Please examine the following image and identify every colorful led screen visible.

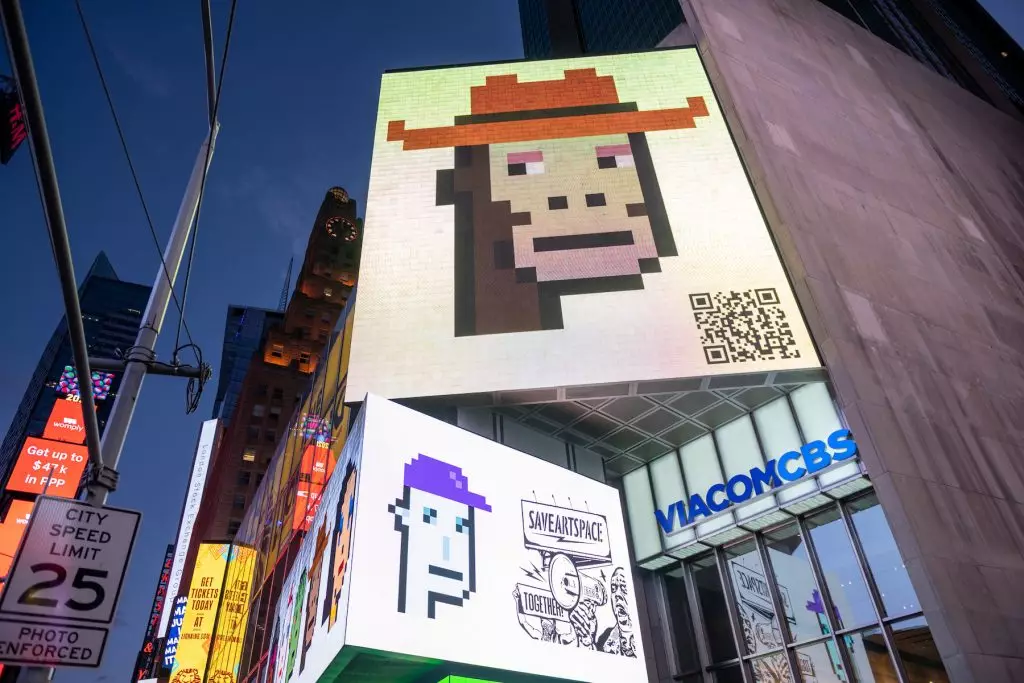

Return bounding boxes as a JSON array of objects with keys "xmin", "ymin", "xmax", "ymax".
[
  {"xmin": 266, "ymin": 395, "xmax": 644, "ymax": 683},
  {"xmin": 348, "ymin": 49, "xmax": 819, "ymax": 401},
  {"xmin": 57, "ymin": 365, "xmax": 115, "ymax": 400}
]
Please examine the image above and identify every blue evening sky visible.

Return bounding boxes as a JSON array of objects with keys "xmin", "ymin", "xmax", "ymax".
[{"xmin": 0, "ymin": 2, "xmax": 1019, "ymax": 681}]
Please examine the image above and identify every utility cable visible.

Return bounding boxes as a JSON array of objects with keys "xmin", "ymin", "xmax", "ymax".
[
  {"xmin": 174, "ymin": 0, "xmax": 239, "ymax": 357},
  {"xmin": 74, "ymin": 0, "xmax": 199, "ymax": 358}
]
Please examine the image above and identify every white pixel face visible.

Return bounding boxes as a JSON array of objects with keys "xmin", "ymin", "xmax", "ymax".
[{"xmin": 395, "ymin": 488, "xmax": 474, "ymax": 617}]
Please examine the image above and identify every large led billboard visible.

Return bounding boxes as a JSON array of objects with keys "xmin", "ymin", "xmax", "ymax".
[
  {"xmin": 7, "ymin": 436, "xmax": 88, "ymax": 498},
  {"xmin": 170, "ymin": 542, "xmax": 229, "ymax": 683},
  {"xmin": 348, "ymin": 48, "xmax": 819, "ymax": 401},
  {"xmin": 207, "ymin": 545, "xmax": 257, "ymax": 683},
  {"xmin": 267, "ymin": 395, "xmax": 644, "ymax": 683}
]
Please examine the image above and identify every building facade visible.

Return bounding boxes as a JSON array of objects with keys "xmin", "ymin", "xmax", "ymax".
[
  {"xmin": 519, "ymin": 0, "xmax": 1023, "ymax": 120},
  {"xmin": 211, "ymin": 305, "xmax": 285, "ymax": 424}
]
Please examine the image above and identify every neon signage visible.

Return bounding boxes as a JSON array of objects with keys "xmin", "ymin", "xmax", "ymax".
[{"xmin": 655, "ymin": 429, "xmax": 858, "ymax": 534}]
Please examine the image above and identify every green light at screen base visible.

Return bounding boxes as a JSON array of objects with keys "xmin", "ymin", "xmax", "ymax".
[{"xmin": 436, "ymin": 677, "xmax": 501, "ymax": 683}]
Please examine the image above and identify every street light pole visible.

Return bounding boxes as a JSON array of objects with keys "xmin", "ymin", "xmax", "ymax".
[
  {"xmin": 86, "ymin": 123, "xmax": 218, "ymax": 506},
  {"xmin": 0, "ymin": 0, "xmax": 103, "ymax": 475}
]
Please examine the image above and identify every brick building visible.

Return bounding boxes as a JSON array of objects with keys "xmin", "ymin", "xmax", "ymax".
[{"xmin": 191, "ymin": 187, "xmax": 360, "ymax": 544}]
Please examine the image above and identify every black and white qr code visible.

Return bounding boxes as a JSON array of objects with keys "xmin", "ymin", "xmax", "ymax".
[{"xmin": 690, "ymin": 288, "xmax": 801, "ymax": 364}]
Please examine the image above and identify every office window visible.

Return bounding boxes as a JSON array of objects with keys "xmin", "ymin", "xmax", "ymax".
[
  {"xmin": 242, "ymin": 448, "xmax": 257, "ymax": 463},
  {"xmin": 321, "ymin": 311, "xmax": 331, "ymax": 323},
  {"xmin": 304, "ymin": 308, "xmax": 315, "ymax": 319},
  {"xmin": 246, "ymin": 426, "xmax": 260, "ymax": 442},
  {"xmin": 252, "ymin": 404, "xmax": 266, "ymax": 417},
  {"xmin": 264, "ymin": 429, "xmax": 276, "ymax": 443},
  {"xmin": 270, "ymin": 343, "xmax": 284, "ymax": 358},
  {"xmin": 233, "ymin": 495, "xmax": 246, "ymax": 510},
  {"xmin": 256, "ymin": 384, "xmax": 268, "ymax": 397},
  {"xmin": 237, "ymin": 471, "xmax": 251, "ymax": 487},
  {"xmin": 323, "ymin": 287, "xmax": 333, "ymax": 298},
  {"xmin": 299, "ymin": 352, "xmax": 311, "ymax": 365},
  {"xmin": 227, "ymin": 520, "xmax": 241, "ymax": 536},
  {"xmin": 269, "ymin": 406, "xmax": 282, "ymax": 416}
]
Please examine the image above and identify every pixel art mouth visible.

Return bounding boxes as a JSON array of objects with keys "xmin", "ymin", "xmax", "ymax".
[
  {"xmin": 533, "ymin": 231, "xmax": 635, "ymax": 252},
  {"xmin": 429, "ymin": 565, "xmax": 464, "ymax": 581}
]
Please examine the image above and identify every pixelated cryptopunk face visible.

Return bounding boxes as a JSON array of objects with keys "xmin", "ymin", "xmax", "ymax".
[
  {"xmin": 394, "ymin": 488, "xmax": 474, "ymax": 617},
  {"xmin": 489, "ymin": 135, "xmax": 659, "ymax": 283},
  {"xmin": 349, "ymin": 50, "xmax": 820, "ymax": 402}
]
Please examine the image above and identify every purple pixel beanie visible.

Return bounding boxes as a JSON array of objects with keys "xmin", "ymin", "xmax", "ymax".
[{"xmin": 404, "ymin": 454, "xmax": 492, "ymax": 512}]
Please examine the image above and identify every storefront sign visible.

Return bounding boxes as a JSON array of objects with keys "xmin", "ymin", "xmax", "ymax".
[{"xmin": 655, "ymin": 429, "xmax": 857, "ymax": 534}]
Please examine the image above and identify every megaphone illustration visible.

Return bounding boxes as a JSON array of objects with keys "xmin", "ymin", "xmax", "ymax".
[{"xmin": 548, "ymin": 553, "xmax": 606, "ymax": 611}]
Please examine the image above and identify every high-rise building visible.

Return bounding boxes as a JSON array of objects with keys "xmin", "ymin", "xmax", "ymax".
[
  {"xmin": 0, "ymin": 251, "xmax": 150, "ymax": 480},
  {"xmin": 518, "ymin": 0, "xmax": 1023, "ymax": 119},
  {"xmin": 211, "ymin": 306, "xmax": 285, "ymax": 423},
  {"xmin": 191, "ymin": 188, "xmax": 361, "ymax": 542},
  {"xmin": 518, "ymin": 0, "xmax": 684, "ymax": 57}
]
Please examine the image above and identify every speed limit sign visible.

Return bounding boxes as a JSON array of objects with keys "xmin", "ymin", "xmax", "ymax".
[{"xmin": 0, "ymin": 496, "xmax": 140, "ymax": 667}]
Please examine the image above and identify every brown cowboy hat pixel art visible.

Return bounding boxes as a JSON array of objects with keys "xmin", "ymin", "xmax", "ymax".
[{"xmin": 387, "ymin": 68, "xmax": 710, "ymax": 337}]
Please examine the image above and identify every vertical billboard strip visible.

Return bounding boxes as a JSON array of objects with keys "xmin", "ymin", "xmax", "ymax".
[
  {"xmin": 162, "ymin": 596, "xmax": 189, "ymax": 671},
  {"xmin": 170, "ymin": 542, "xmax": 230, "ymax": 683},
  {"xmin": 207, "ymin": 545, "xmax": 257, "ymax": 683},
  {"xmin": 348, "ymin": 48, "xmax": 820, "ymax": 401},
  {"xmin": 161, "ymin": 419, "xmax": 218, "ymax": 636}
]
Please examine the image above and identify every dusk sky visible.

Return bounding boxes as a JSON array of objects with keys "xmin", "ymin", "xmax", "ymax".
[{"xmin": 0, "ymin": 1, "xmax": 1020, "ymax": 681}]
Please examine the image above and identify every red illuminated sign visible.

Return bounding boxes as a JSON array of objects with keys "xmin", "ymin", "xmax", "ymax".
[
  {"xmin": 42, "ymin": 396, "xmax": 89, "ymax": 445},
  {"xmin": 0, "ymin": 499, "xmax": 33, "ymax": 581},
  {"xmin": 1, "ymin": 79, "xmax": 26, "ymax": 166},
  {"xmin": 7, "ymin": 436, "xmax": 88, "ymax": 498},
  {"xmin": 293, "ymin": 442, "xmax": 332, "ymax": 531}
]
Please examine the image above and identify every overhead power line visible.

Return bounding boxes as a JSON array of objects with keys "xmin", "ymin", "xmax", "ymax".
[
  {"xmin": 175, "ymin": 0, "xmax": 239, "ymax": 357},
  {"xmin": 73, "ymin": 0, "xmax": 199, "ymax": 358}
]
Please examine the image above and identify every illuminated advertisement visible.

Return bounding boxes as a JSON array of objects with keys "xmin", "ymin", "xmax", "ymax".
[
  {"xmin": 207, "ymin": 545, "xmax": 257, "ymax": 683},
  {"xmin": 348, "ymin": 49, "xmax": 818, "ymax": 401},
  {"xmin": 56, "ymin": 365, "xmax": 115, "ymax": 400},
  {"xmin": 293, "ymin": 442, "xmax": 333, "ymax": 531},
  {"xmin": 170, "ymin": 543, "xmax": 229, "ymax": 683},
  {"xmin": 0, "ymin": 500, "xmax": 33, "ymax": 581},
  {"xmin": 267, "ymin": 394, "xmax": 644, "ymax": 683},
  {"xmin": 134, "ymin": 543, "xmax": 175, "ymax": 680},
  {"xmin": 162, "ymin": 596, "xmax": 188, "ymax": 670},
  {"xmin": 7, "ymin": 436, "xmax": 88, "ymax": 498},
  {"xmin": 42, "ymin": 395, "xmax": 89, "ymax": 445},
  {"xmin": 160, "ymin": 419, "xmax": 218, "ymax": 636}
]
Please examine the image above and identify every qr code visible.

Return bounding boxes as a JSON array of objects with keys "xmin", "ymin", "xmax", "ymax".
[{"xmin": 690, "ymin": 288, "xmax": 801, "ymax": 364}]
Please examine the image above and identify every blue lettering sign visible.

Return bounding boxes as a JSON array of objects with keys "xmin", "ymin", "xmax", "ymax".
[{"xmin": 653, "ymin": 429, "xmax": 858, "ymax": 534}]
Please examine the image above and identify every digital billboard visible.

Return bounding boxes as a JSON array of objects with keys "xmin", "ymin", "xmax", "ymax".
[
  {"xmin": 293, "ymin": 442, "xmax": 332, "ymax": 531},
  {"xmin": 7, "ymin": 436, "xmax": 88, "ymax": 498},
  {"xmin": 267, "ymin": 395, "xmax": 644, "ymax": 683},
  {"xmin": 348, "ymin": 48, "xmax": 819, "ymax": 401},
  {"xmin": 160, "ymin": 419, "xmax": 218, "ymax": 636},
  {"xmin": 162, "ymin": 596, "xmax": 188, "ymax": 670},
  {"xmin": 207, "ymin": 545, "xmax": 257, "ymax": 683},
  {"xmin": 170, "ymin": 542, "xmax": 229, "ymax": 683},
  {"xmin": 56, "ymin": 365, "xmax": 115, "ymax": 400},
  {"xmin": 42, "ymin": 395, "xmax": 89, "ymax": 444},
  {"xmin": 0, "ymin": 500, "xmax": 33, "ymax": 582}
]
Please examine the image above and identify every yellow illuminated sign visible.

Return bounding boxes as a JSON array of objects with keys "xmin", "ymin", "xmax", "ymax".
[
  {"xmin": 170, "ymin": 543, "xmax": 229, "ymax": 683},
  {"xmin": 207, "ymin": 545, "xmax": 257, "ymax": 683}
]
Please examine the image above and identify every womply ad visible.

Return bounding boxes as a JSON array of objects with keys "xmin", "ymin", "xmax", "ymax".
[{"xmin": 656, "ymin": 429, "xmax": 858, "ymax": 533}]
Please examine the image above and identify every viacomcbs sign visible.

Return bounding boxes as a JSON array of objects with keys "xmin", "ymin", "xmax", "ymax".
[{"xmin": 655, "ymin": 429, "xmax": 858, "ymax": 534}]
